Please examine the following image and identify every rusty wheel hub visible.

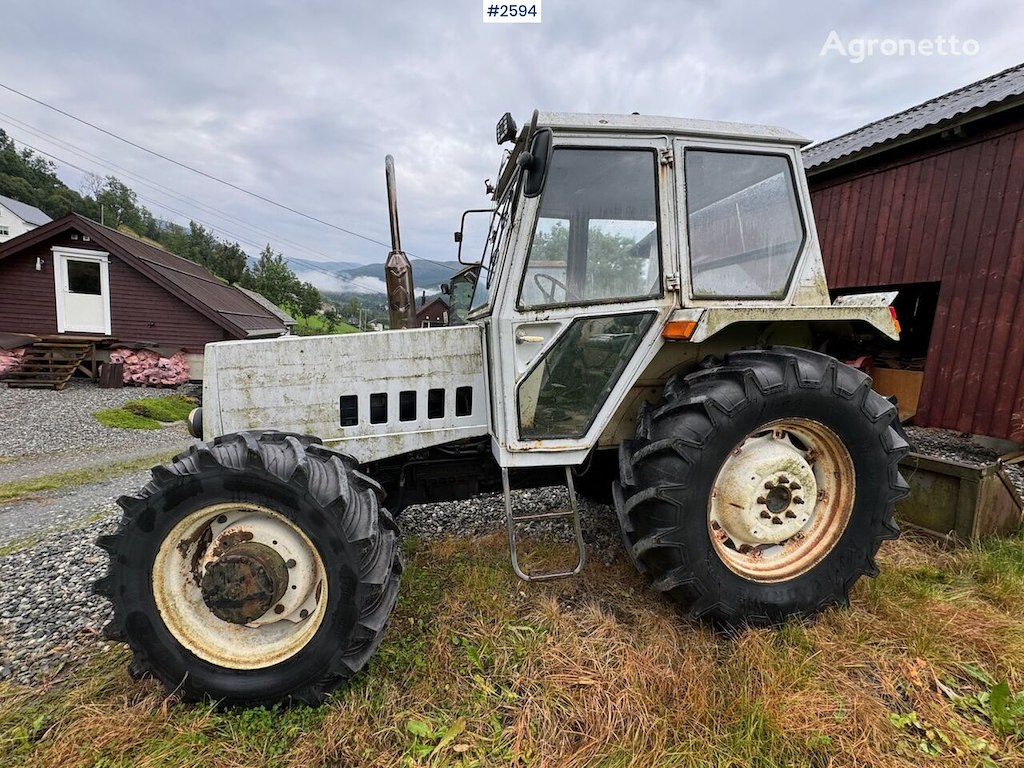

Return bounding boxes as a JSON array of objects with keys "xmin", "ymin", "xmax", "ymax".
[
  {"xmin": 152, "ymin": 502, "xmax": 328, "ymax": 670},
  {"xmin": 200, "ymin": 541, "xmax": 289, "ymax": 625},
  {"xmin": 708, "ymin": 418, "xmax": 855, "ymax": 582}
]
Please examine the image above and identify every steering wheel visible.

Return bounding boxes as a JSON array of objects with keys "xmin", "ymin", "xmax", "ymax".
[{"xmin": 533, "ymin": 272, "xmax": 570, "ymax": 304}]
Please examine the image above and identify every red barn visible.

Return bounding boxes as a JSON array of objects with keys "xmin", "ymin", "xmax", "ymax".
[{"xmin": 805, "ymin": 63, "xmax": 1024, "ymax": 441}]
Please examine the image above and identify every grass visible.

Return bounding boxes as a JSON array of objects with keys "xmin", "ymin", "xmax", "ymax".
[
  {"xmin": 2, "ymin": 530, "xmax": 1024, "ymax": 766},
  {"xmin": 0, "ymin": 451, "xmax": 177, "ymax": 506},
  {"xmin": 94, "ymin": 395, "xmax": 196, "ymax": 430},
  {"xmin": 292, "ymin": 314, "xmax": 359, "ymax": 336}
]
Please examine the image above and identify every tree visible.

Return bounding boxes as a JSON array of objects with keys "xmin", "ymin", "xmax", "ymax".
[
  {"xmin": 240, "ymin": 245, "xmax": 321, "ymax": 315},
  {"xmin": 322, "ymin": 307, "xmax": 341, "ymax": 333},
  {"xmin": 295, "ymin": 281, "xmax": 322, "ymax": 319},
  {"xmin": 211, "ymin": 242, "xmax": 247, "ymax": 285},
  {"xmin": 96, "ymin": 177, "xmax": 146, "ymax": 231},
  {"xmin": 342, "ymin": 296, "xmax": 364, "ymax": 323}
]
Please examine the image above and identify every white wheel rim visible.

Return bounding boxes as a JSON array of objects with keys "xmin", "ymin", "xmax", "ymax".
[
  {"xmin": 708, "ymin": 418, "xmax": 855, "ymax": 583},
  {"xmin": 152, "ymin": 502, "xmax": 328, "ymax": 670}
]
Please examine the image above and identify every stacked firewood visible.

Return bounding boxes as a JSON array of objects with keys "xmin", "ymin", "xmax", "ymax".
[
  {"xmin": 109, "ymin": 348, "xmax": 190, "ymax": 386},
  {"xmin": 0, "ymin": 347, "xmax": 26, "ymax": 375}
]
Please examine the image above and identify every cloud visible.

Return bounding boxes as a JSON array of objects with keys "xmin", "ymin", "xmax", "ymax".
[
  {"xmin": 0, "ymin": 0, "xmax": 1020, "ymax": 271},
  {"xmin": 295, "ymin": 269, "xmax": 388, "ymax": 295}
]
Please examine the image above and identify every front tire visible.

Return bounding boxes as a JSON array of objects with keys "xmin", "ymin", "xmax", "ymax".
[
  {"xmin": 94, "ymin": 431, "xmax": 402, "ymax": 705},
  {"xmin": 614, "ymin": 347, "xmax": 909, "ymax": 625}
]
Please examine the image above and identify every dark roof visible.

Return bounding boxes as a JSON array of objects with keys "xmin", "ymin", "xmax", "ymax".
[
  {"xmin": 0, "ymin": 194, "xmax": 52, "ymax": 226},
  {"xmin": 0, "ymin": 213, "xmax": 286, "ymax": 339},
  {"xmin": 415, "ymin": 296, "xmax": 449, "ymax": 317},
  {"xmin": 237, "ymin": 286, "xmax": 296, "ymax": 327},
  {"xmin": 804, "ymin": 62, "xmax": 1024, "ymax": 172}
]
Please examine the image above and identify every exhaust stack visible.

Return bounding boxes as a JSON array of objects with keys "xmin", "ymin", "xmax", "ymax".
[{"xmin": 384, "ymin": 155, "xmax": 415, "ymax": 330}]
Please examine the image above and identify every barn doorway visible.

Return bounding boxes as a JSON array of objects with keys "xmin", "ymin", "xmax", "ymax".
[{"xmin": 831, "ymin": 282, "xmax": 940, "ymax": 423}]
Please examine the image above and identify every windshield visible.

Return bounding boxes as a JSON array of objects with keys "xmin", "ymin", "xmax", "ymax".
[{"xmin": 517, "ymin": 148, "xmax": 662, "ymax": 309}]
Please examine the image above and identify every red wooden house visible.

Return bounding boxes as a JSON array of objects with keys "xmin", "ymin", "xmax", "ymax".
[
  {"xmin": 0, "ymin": 213, "xmax": 286, "ymax": 384},
  {"xmin": 414, "ymin": 296, "xmax": 449, "ymax": 328}
]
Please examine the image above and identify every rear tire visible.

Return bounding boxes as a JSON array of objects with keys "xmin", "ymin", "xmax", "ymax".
[
  {"xmin": 613, "ymin": 347, "xmax": 909, "ymax": 625},
  {"xmin": 94, "ymin": 431, "xmax": 402, "ymax": 705}
]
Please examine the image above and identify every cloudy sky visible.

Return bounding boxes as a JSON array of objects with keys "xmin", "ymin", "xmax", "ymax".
[{"xmin": 1, "ymin": 1, "xmax": 1021, "ymax": 293}]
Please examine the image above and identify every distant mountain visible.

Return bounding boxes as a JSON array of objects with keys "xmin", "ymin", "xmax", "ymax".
[
  {"xmin": 343, "ymin": 259, "xmax": 462, "ymax": 290},
  {"xmin": 261, "ymin": 254, "xmax": 463, "ymax": 296},
  {"xmin": 284, "ymin": 256, "xmax": 365, "ymax": 273}
]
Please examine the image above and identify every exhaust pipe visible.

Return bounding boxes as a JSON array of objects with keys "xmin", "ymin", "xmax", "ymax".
[{"xmin": 384, "ymin": 155, "xmax": 415, "ymax": 330}]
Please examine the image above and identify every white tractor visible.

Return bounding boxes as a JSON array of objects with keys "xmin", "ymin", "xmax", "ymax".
[{"xmin": 95, "ymin": 111, "xmax": 908, "ymax": 705}]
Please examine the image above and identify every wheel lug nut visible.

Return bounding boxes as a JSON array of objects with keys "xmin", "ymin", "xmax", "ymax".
[
  {"xmin": 794, "ymin": 497, "xmax": 804, "ymax": 504},
  {"xmin": 299, "ymin": 609, "xmax": 309, "ymax": 619},
  {"xmin": 756, "ymin": 496, "xmax": 767, "ymax": 504},
  {"xmin": 216, "ymin": 515, "xmax": 227, "ymax": 524},
  {"xmin": 785, "ymin": 510, "xmax": 796, "ymax": 519},
  {"xmin": 274, "ymin": 604, "xmax": 285, "ymax": 614},
  {"xmin": 764, "ymin": 482, "xmax": 774, "ymax": 489},
  {"xmin": 285, "ymin": 559, "xmax": 296, "ymax": 568},
  {"xmin": 759, "ymin": 510, "xmax": 771, "ymax": 519},
  {"xmin": 790, "ymin": 482, "xmax": 801, "ymax": 490},
  {"xmin": 778, "ymin": 475, "xmax": 789, "ymax": 484}
]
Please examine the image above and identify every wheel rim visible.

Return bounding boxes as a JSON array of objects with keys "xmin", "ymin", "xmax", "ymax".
[
  {"xmin": 152, "ymin": 502, "xmax": 328, "ymax": 670},
  {"xmin": 708, "ymin": 418, "xmax": 855, "ymax": 583}
]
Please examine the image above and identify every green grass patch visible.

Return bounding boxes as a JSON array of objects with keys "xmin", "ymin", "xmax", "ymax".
[
  {"xmin": 94, "ymin": 395, "xmax": 195, "ymax": 430},
  {"xmin": 292, "ymin": 314, "xmax": 359, "ymax": 336},
  {"xmin": 0, "ymin": 451, "xmax": 177, "ymax": 506}
]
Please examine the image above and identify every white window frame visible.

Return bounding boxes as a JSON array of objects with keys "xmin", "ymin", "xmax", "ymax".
[{"xmin": 52, "ymin": 247, "xmax": 112, "ymax": 335}]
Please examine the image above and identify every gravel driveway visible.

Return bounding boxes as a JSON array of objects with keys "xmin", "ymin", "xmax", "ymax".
[{"xmin": 0, "ymin": 380, "xmax": 622, "ymax": 686}]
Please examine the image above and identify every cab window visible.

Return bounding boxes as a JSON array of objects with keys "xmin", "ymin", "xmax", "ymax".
[
  {"xmin": 518, "ymin": 149, "xmax": 661, "ymax": 309},
  {"xmin": 685, "ymin": 150, "xmax": 805, "ymax": 299}
]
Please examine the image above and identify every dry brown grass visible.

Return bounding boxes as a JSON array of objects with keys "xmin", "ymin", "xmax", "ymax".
[{"xmin": 2, "ymin": 529, "xmax": 1023, "ymax": 767}]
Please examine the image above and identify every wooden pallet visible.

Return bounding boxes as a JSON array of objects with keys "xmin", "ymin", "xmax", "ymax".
[{"xmin": 1, "ymin": 337, "xmax": 99, "ymax": 390}]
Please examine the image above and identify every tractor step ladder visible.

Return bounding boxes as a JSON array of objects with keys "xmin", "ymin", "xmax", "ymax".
[{"xmin": 502, "ymin": 466, "xmax": 586, "ymax": 581}]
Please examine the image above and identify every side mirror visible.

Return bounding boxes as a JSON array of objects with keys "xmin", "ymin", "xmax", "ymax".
[
  {"xmin": 522, "ymin": 128, "xmax": 552, "ymax": 198},
  {"xmin": 454, "ymin": 208, "xmax": 494, "ymax": 264}
]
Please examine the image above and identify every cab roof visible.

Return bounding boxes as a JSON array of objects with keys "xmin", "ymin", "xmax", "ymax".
[{"xmin": 537, "ymin": 111, "xmax": 810, "ymax": 146}]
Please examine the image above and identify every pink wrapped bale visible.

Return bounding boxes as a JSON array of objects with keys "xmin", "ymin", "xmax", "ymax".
[
  {"xmin": 0, "ymin": 347, "xmax": 27, "ymax": 375},
  {"xmin": 111, "ymin": 347, "xmax": 190, "ymax": 387}
]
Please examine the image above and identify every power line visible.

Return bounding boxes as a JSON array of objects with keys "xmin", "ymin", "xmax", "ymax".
[
  {"xmin": 0, "ymin": 81, "xmax": 459, "ymax": 272},
  {"xmin": 0, "ymin": 81, "xmax": 396, "ymax": 250},
  {"xmin": 0, "ymin": 111, "xmax": 357, "ymax": 265},
  {"xmin": 6, "ymin": 133, "xmax": 389, "ymax": 296}
]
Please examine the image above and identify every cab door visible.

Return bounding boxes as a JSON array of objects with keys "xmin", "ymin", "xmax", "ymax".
[{"xmin": 489, "ymin": 138, "xmax": 677, "ymax": 466}]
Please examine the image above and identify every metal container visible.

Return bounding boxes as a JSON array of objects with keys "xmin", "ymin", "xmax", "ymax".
[{"xmin": 897, "ymin": 453, "xmax": 1023, "ymax": 541}]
